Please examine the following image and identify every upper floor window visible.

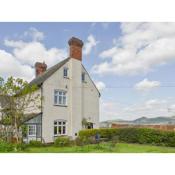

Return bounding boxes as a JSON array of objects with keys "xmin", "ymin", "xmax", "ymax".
[
  {"xmin": 82, "ymin": 72, "xmax": 85, "ymax": 82},
  {"xmin": 54, "ymin": 120, "xmax": 66, "ymax": 136},
  {"xmin": 54, "ymin": 90, "xmax": 67, "ymax": 106},
  {"xmin": 63, "ymin": 67, "xmax": 68, "ymax": 78}
]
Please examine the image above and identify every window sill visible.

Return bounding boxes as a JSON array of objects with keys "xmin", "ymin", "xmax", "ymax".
[
  {"xmin": 28, "ymin": 135, "xmax": 36, "ymax": 137},
  {"xmin": 54, "ymin": 134, "xmax": 67, "ymax": 137},
  {"xmin": 64, "ymin": 76, "xmax": 69, "ymax": 79},
  {"xmin": 54, "ymin": 104, "xmax": 68, "ymax": 107}
]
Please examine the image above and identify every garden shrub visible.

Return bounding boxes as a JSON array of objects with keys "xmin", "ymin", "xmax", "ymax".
[
  {"xmin": 79, "ymin": 128, "xmax": 175, "ymax": 147},
  {"xmin": 75, "ymin": 136, "xmax": 95, "ymax": 146},
  {"xmin": 75, "ymin": 137, "xmax": 86, "ymax": 146},
  {"xmin": 15, "ymin": 143, "xmax": 28, "ymax": 151},
  {"xmin": 54, "ymin": 136, "xmax": 72, "ymax": 147},
  {"xmin": 0, "ymin": 140, "xmax": 14, "ymax": 152},
  {"xmin": 29, "ymin": 140, "xmax": 43, "ymax": 147}
]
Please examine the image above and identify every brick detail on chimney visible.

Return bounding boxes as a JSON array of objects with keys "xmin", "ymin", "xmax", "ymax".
[
  {"xmin": 35, "ymin": 62, "xmax": 47, "ymax": 77},
  {"xmin": 68, "ymin": 37, "xmax": 84, "ymax": 61}
]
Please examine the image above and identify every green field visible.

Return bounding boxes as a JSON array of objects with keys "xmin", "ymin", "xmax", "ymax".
[{"xmin": 21, "ymin": 142, "xmax": 175, "ymax": 153}]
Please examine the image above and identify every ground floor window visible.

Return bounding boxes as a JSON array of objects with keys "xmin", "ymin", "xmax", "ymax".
[
  {"xmin": 54, "ymin": 120, "xmax": 66, "ymax": 136},
  {"xmin": 28, "ymin": 125, "xmax": 36, "ymax": 136}
]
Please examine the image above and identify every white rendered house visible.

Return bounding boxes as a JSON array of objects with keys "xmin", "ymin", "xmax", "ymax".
[{"xmin": 24, "ymin": 37, "xmax": 100, "ymax": 143}]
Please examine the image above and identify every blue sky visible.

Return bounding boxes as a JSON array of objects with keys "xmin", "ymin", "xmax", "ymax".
[{"xmin": 1, "ymin": 22, "xmax": 175, "ymax": 121}]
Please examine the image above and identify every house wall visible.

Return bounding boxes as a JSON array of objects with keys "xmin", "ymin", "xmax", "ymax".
[
  {"xmin": 82, "ymin": 66, "xmax": 99, "ymax": 128},
  {"xmin": 42, "ymin": 61, "xmax": 70, "ymax": 143},
  {"xmin": 69, "ymin": 58, "xmax": 82, "ymax": 138},
  {"xmin": 41, "ymin": 58, "xmax": 100, "ymax": 143}
]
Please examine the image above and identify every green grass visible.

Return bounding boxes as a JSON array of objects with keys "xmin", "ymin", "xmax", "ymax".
[{"xmin": 20, "ymin": 142, "xmax": 175, "ymax": 153}]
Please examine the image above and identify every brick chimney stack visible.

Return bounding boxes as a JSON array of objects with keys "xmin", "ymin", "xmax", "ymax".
[
  {"xmin": 35, "ymin": 62, "xmax": 47, "ymax": 77},
  {"xmin": 68, "ymin": 37, "xmax": 84, "ymax": 61}
]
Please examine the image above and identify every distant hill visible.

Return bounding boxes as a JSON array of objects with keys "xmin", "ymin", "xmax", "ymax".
[
  {"xmin": 100, "ymin": 116, "xmax": 175, "ymax": 127},
  {"xmin": 132, "ymin": 116, "xmax": 175, "ymax": 124}
]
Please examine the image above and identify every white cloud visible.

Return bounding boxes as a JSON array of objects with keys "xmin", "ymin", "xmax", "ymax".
[
  {"xmin": 101, "ymin": 98, "xmax": 173, "ymax": 121},
  {"xmin": 0, "ymin": 50, "xmax": 34, "ymax": 81},
  {"xmin": 1, "ymin": 28, "xmax": 67, "ymax": 81},
  {"xmin": 169, "ymin": 104, "xmax": 175, "ymax": 112},
  {"xmin": 95, "ymin": 81, "xmax": 106, "ymax": 91},
  {"xmin": 4, "ymin": 39, "xmax": 26, "ymax": 48},
  {"xmin": 92, "ymin": 23, "xmax": 175, "ymax": 76},
  {"xmin": 4, "ymin": 39, "xmax": 67, "ymax": 67},
  {"xmin": 134, "ymin": 78, "xmax": 160, "ymax": 91},
  {"xmin": 24, "ymin": 27, "xmax": 44, "ymax": 41},
  {"xmin": 101, "ymin": 23, "xmax": 110, "ymax": 29},
  {"xmin": 144, "ymin": 99, "xmax": 167, "ymax": 109},
  {"xmin": 83, "ymin": 34, "xmax": 98, "ymax": 55}
]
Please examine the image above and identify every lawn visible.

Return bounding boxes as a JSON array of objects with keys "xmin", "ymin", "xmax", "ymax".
[{"xmin": 20, "ymin": 142, "xmax": 175, "ymax": 153}]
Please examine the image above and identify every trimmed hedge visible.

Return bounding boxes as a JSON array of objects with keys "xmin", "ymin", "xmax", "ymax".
[{"xmin": 79, "ymin": 128, "xmax": 175, "ymax": 147}]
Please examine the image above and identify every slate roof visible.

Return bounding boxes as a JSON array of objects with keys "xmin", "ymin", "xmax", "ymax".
[
  {"xmin": 29, "ymin": 58, "xmax": 70, "ymax": 86},
  {"xmin": 22, "ymin": 112, "xmax": 42, "ymax": 123},
  {"xmin": 29, "ymin": 57, "xmax": 100, "ymax": 96}
]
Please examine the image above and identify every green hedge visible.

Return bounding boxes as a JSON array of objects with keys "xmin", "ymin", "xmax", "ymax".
[
  {"xmin": 0, "ymin": 140, "xmax": 14, "ymax": 152},
  {"xmin": 29, "ymin": 140, "xmax": 43, "ymax": 147},
  {"xmin": 54, "ymin": 136, "xmax": 73, "ymax": 147},
  {"xmin": 79, "ymin": 128, "xmax": 175, "ymax": 147}
]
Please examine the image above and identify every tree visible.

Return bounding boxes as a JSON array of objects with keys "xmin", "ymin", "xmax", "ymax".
[
  {"xmin": 0, "ymin": 76, "xmax": 41, "ymax": 143},
  {"xmin": 82, "ymin": 118, "xmax": 88, "ymax": 129},
  {"xmin": 82, "ymin": 118, "xmax": 93, "ymax": 129}
]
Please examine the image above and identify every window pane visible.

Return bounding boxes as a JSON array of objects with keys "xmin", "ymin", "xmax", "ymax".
[
  {"xmin": 82, "ymin": 73, "xmax": 85, "ymax": 81},
  {"xmin": 54, "ymin": 121, "xmax": 57, "ymax": 125},
  {"xmin": 63, "ymin": 121, "xmax": 66, "ymax": 125},
  {"xmin": 54, "ymin": 95, "xmax": 57, "ymax": 104},
  {"xmin": 54, "ymin": 126, "xmax": 57, "ymax": 135},
  {"xmin": 58, "ymin": 122, "xmax": 62, "ymax": 125},
  {"xmin": 63, "ymin": 126, "xmax": 66, "ymax": 134},
  {"xmin": 59, "ymin": 96, "xmax": 62, "ymax": 104},
  {"xmin": 58, "ymin": 126, "xmax": 62, "ymax": 134},
  {"xmin": 63, "ymin": 96, "xmax": 66, "ymax": 105},
  {"xmin": 64, "ymin": 68, "xmax": 68, "ymax": 77}
]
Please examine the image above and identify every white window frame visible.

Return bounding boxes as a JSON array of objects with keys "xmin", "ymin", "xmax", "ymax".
[
  {"xmin": 54, "ymin": 120, "xmax": 67, "ymax": 136},
  {"xmin": 54, "ymin": 90, "xmax": 67, "ymax": 106},
  {"xmin": 63, "ymin": 67, "xmax": 68, "ymax": 78},
  {"xmin": 28, "ymin": 125, "xmax": 36, "ymax": 136}
]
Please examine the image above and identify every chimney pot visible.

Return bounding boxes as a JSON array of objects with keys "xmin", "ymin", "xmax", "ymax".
[
  {"xmin": 68, "ymin": 37, "xmax": 84, "ymax": 61},
  {"xmin": 35, "ymin": 61, "xmax": 47, "ymax": 77}
]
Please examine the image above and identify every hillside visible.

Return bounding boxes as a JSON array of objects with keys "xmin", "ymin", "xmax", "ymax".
[{"xmin": 100, "ymin": 116, "xmax": 175, "ymax": 127}]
